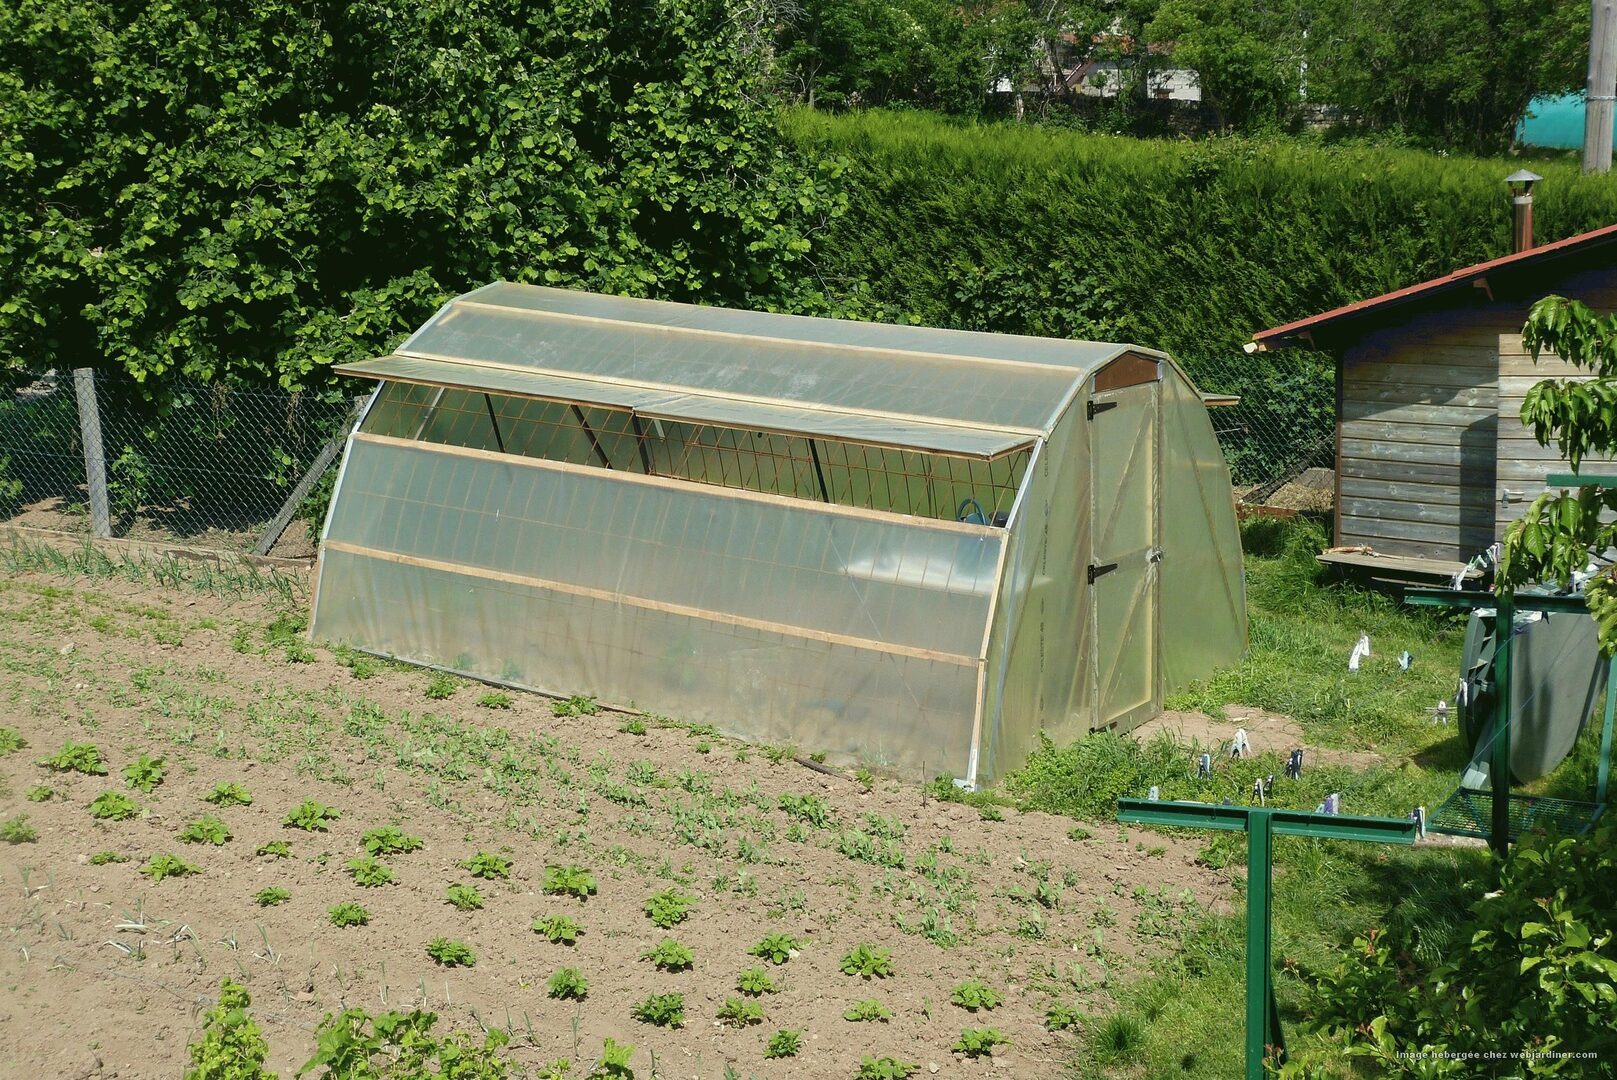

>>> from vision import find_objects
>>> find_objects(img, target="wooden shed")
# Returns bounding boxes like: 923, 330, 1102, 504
1250, 218, 1617, 581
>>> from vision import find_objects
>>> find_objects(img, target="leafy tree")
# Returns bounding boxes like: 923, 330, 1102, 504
773, 0, 1064, 115
0, 0, 845, 390
1499, 295, 1617, 649
1145, 0, 1303, 130
1304, 0, 1587, 151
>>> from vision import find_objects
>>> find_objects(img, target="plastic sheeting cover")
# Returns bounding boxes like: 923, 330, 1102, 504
398, 288, 1103, 433
312, 435, 1003, 777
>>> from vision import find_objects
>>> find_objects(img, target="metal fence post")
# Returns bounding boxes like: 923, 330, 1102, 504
72, 367, 111, 538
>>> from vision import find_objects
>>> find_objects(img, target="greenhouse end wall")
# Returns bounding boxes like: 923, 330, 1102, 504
311, 433, 1005, 778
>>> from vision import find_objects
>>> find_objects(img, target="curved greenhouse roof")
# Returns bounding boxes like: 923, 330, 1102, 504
335, 282, 1146, 450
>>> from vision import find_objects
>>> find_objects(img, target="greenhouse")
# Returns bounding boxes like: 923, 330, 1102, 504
310, 283, 1246, 783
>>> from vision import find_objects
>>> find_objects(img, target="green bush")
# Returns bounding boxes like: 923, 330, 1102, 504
1304, 822, 1617, 1073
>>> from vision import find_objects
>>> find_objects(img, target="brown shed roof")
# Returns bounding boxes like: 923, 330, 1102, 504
1252, 222, 1617, 347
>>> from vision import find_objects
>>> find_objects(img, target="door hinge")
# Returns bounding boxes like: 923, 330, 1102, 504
1087, 562, 1118, 583
1087, 400, 1118, 420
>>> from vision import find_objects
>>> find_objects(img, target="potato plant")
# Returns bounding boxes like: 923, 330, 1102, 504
949, 978, 1002, 1011
531, 915, 582, 945
630, 992, 684, 1028
641, 938, 694, 971
329, 903, 370, 928
425, 938, 475, 967
543, 864, 596, 899
748, 933, 803, 965
0, 814, 37, 843
346, 856, 394, 887
122, 754, 166, 793
445, 884, 484, 911
843, 999, 892, 1023
283, 799, 340, 831
764, 1029, 802, 1059
205, 782, 253, 806
856, 1057, 919, 1079
89, 791, 140, 821
255, 887, 291, 907
88, 851, 128, 865
256, 840, 292, 858
715, 997, 764, 1028
547, 967, 588, 1001
643, 888, 695, 929
462, 851, 511, 880
952, 1028, 1009, 1057
736, 966, 778, 995
40, 741, 107, 775
361, 825, 423, 856
178, 815, 232, 845
142, 853, 200, 881
840, 944, 894, 979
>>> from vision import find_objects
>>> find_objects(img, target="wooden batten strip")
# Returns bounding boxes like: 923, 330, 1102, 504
391, 347, 1048, 439
321, 540, 980, 669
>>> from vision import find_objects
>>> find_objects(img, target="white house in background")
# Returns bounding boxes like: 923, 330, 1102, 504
1072, 60, 1201, 102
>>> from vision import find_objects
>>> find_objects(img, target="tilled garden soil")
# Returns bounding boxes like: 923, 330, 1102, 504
0, 570, 1228, 1079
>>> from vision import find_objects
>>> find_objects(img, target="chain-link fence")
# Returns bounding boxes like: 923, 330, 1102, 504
1185, 348, 1337, 502
0, 353, 1337, 557
0, 370, 361, 557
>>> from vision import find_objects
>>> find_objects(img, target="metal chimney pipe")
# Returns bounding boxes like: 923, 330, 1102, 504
1505, 170, 1543, 253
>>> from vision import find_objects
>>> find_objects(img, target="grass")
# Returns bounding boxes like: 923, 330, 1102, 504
0, 538, 300, 604
1043, 517, 1489, 1078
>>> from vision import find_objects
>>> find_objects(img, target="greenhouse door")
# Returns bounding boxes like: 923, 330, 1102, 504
1088, 367, 1160, 731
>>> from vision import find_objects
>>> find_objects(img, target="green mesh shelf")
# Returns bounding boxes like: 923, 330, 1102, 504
1429, 789, 1606, 841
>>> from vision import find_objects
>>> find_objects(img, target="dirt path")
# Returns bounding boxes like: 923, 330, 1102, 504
0, 571, 1228, 1079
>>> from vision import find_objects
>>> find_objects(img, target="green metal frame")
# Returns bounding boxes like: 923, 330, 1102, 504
1116, 798, 1416, 1078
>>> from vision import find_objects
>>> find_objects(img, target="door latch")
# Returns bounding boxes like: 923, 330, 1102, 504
1147, 547, 1163, 564
1087, 562, 1118, 583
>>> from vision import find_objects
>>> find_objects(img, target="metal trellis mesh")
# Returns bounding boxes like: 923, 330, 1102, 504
0, 369, 359, 556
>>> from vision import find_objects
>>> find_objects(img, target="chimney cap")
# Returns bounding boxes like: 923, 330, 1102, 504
1505, 169, 1543, 189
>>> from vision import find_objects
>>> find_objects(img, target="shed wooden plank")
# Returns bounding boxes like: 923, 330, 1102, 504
1340, 437, 1495, 467
1341, 400, 1497, 425
1344, 382, 1496, 408
1337, 516, 1493, 547
1336, 531, 1468, 562
1344, 364, 1497, 390
1341, 419, 1478, 445
1339, 496, 1466, 525
1338, 477, 1495, 507
1499, 375, 1595, 397
1339, 457, 1487, 485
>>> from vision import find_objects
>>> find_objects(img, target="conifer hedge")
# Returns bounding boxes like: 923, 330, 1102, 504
785, 109, 1617, 478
